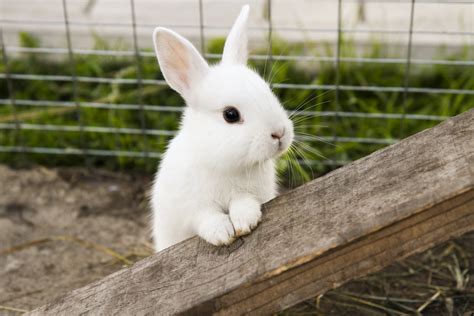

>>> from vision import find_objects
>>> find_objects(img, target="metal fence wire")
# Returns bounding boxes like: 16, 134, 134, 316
0, 0, 473, 173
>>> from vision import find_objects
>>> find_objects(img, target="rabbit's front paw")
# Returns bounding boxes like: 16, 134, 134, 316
230, 197, 262, 237
197, 212, 236, 246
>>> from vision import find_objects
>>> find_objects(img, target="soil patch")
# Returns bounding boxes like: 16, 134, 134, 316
0, 165, 153, 313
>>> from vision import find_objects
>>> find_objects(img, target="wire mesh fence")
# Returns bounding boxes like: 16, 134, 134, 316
0, 0, 472, 182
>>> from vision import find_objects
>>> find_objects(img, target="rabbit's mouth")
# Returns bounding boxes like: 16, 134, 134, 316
270, 127, 293, 157
275, 141, 284, 153
274, 139, 291, 157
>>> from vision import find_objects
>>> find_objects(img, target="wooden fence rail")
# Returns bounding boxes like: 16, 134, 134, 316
28, 109, 474, 315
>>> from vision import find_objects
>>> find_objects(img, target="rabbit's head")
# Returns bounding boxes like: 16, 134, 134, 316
153, 5, 293, 171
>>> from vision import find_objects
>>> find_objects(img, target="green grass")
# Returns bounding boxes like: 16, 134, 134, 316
0, 33, 473, 186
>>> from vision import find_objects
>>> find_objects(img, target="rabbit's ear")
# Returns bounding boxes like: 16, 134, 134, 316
222, 5, 249, 65
153, 27, 209, 98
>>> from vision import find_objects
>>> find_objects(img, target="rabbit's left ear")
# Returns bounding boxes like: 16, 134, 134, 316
153, 27, 209, 99
222, 5, 249, 65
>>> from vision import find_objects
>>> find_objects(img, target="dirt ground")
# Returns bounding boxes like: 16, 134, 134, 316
0, 165, 154, 314
0, 164, 472, 315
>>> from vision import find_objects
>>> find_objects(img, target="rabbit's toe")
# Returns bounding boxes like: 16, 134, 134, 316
230, 205, 262, 237
197, 212, 236, 246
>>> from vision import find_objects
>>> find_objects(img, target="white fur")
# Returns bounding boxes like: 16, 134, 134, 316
151, 5, 294, 251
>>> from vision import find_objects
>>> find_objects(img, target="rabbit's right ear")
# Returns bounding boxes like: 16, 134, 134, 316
222, 5, 250, 65
153, 27, 209, 98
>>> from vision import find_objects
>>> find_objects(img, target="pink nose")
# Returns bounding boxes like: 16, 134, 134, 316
271, 130, 284, 140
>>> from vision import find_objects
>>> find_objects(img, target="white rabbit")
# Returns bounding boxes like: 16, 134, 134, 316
150, 5, 294, 251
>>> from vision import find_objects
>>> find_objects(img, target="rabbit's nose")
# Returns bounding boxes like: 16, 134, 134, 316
271, 128, 285, 140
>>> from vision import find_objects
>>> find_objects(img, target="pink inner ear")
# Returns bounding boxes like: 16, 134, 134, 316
178, 74, 189, 90
160, 33, 190, 91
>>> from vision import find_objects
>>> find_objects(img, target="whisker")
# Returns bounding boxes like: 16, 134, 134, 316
294, 124, 329, 129
290, 107, 332, 127
291, 115, 321, 126
294, 140, 329, 160
266, 43, 290, 84
301, 145, 328, 161
282, 147, 294, 188
291, 102, 332, 121
291, 109, 333, 126
292, 144, 305, 174
288, 94, 322, 119
290, 89, 333, 113
289, 100, 332, 120
287, 148, 297, 188
295, 133, 336, 147
268, 61, 287, 86
288, 92, 319, 115
291, 145, 315, 179
283, 145, 310, 188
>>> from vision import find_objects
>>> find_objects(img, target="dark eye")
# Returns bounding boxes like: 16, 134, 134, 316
223, 107, 241, 123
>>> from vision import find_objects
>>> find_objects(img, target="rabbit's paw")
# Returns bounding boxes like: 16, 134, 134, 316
230, 197, 262, 237
197, 212, 236, 246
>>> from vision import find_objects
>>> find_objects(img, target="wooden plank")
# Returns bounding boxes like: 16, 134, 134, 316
215, 191, 474, 314
28, 109, 474, 315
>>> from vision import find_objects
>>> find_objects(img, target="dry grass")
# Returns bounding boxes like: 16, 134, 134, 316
281, 233, 474, 315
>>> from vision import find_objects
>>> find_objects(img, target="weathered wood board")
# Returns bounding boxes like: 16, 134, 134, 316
28, 109, 474, 315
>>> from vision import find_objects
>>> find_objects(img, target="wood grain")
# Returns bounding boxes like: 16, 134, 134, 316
28, 109, 474, 315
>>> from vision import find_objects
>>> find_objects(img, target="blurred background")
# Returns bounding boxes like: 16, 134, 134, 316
0, 1, 473, 315
1, 0, 472, 185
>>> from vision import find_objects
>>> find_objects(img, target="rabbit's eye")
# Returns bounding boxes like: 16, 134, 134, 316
223, 107, 241, 123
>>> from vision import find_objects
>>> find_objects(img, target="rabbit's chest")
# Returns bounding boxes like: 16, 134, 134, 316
208, 165, 277, 206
